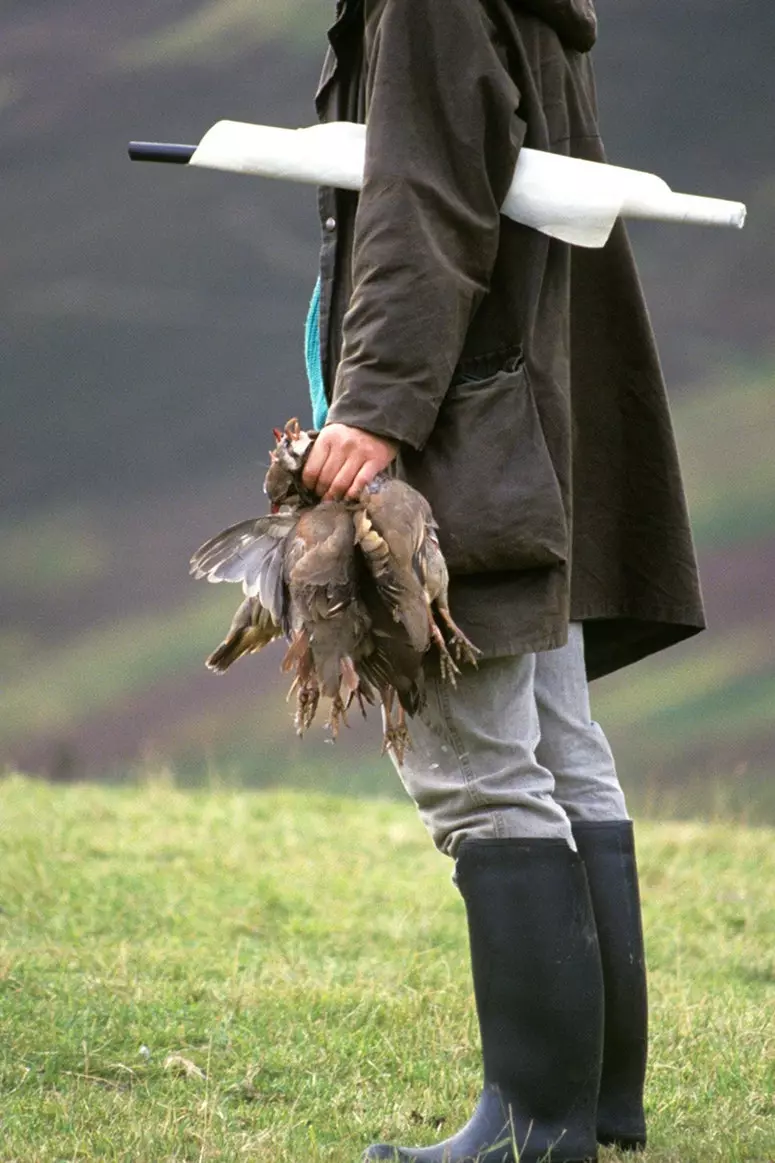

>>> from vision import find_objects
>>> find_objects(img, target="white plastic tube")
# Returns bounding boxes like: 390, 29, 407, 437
189, 120, 746, 249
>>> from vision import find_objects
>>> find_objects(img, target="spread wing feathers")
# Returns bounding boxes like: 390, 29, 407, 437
354, 482, 432, 655
190, 514, 297, 622
206, 596, 282, 673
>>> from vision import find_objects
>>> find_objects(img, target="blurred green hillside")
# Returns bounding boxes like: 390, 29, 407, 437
2, 0, 773, 817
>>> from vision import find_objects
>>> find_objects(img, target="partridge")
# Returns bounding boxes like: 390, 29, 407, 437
354, 474, 480, 677
191, 421, 374, 735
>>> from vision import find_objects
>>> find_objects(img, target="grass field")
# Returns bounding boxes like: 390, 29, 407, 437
1, 775, 774, 1163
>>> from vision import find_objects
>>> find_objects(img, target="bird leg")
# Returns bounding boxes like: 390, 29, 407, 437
434, 602, 482, 668
380, 688, 412, 767
338, 655, 360, 706
281, 628, 311, 674
326, 692, 350, 739
282, 629, 321, 735
322, 655, 365, 739
426, 602, 461, 685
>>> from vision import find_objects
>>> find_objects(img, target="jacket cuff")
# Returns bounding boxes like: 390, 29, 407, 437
325, 378, 443, 451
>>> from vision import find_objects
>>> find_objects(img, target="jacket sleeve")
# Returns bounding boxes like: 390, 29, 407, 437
325, 0, 524, 450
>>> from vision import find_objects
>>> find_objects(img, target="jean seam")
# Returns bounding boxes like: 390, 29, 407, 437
436, 679, 487, 812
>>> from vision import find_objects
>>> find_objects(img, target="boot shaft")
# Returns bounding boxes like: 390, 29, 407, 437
572, 820, 648, 1150
455, 839, 604, 1159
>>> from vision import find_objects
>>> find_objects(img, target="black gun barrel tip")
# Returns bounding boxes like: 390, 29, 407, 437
128, 142, 197, 164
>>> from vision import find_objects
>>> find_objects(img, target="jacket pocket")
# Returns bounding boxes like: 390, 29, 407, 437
396, 354, 568, 575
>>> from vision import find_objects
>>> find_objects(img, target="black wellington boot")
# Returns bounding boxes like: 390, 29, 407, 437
571, 821, 648, 1152
364, 839, 604, 1163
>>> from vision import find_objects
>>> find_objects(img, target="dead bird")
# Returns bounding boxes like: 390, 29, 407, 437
190, 418, 478, 761
354, 473, 481, 679
191, 420, 376, 736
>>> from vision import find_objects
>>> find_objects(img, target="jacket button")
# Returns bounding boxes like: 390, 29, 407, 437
324, 216, 337, 232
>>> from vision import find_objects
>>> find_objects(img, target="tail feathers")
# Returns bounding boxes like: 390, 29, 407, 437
205, 625, 272, 672
396, 673, 426, 717
205, 597, 280, 673
206, 637, 245, 673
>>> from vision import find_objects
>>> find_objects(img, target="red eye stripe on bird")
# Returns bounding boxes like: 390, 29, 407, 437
189, 418, 480, 763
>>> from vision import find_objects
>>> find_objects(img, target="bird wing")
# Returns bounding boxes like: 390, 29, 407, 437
355, 479, 433, 654
189, 513, 297, 624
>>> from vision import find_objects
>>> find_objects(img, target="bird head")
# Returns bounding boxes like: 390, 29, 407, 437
273, 418, 315, 475
263, 418, 318, 510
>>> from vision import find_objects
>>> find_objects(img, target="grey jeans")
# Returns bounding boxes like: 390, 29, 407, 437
388, 623, 628, 857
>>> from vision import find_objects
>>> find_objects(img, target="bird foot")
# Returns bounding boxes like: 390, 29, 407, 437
448, 630, 482, 668
381, 723, 412, 767
436, 608, 482, 669
434, 636, 462, 685
427, 615, 461, 686
438, 646, 462, 686
325, 694, 350, 739
293, 681, 320, 735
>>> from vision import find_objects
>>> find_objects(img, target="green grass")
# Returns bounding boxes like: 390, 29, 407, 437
1, 776, 773, 1162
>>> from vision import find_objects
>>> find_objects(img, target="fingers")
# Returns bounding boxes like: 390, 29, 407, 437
344, 460, 382, 501
301, 436, 332, 495
325, 456, 385, 502
303, 433, 355, 499
301, 423, 398, 500
325, 460, 361, 502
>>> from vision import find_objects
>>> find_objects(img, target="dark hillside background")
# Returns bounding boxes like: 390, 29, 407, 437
2, 0, 774, 818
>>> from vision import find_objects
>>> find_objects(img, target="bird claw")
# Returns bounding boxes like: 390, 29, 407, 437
427, 612, 461, 685
293, 681, 320, 735
434, 607, 482, 672
325, 694, 350, 739
448, 631, 482, 668
381, 723, 412, 767
438, 648, 461, 686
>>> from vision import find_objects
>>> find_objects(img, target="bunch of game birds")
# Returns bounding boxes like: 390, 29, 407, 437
190, 420, 479, 763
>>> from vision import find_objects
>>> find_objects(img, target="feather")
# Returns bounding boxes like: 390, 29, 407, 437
190, 514, 296, 588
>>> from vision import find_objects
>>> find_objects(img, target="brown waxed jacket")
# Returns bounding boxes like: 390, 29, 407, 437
314, 0, 705, 679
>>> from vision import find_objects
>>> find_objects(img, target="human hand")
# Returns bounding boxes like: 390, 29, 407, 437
301, 423, 398, 501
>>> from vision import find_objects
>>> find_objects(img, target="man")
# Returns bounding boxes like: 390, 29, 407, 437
301, 1, 705, 1160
